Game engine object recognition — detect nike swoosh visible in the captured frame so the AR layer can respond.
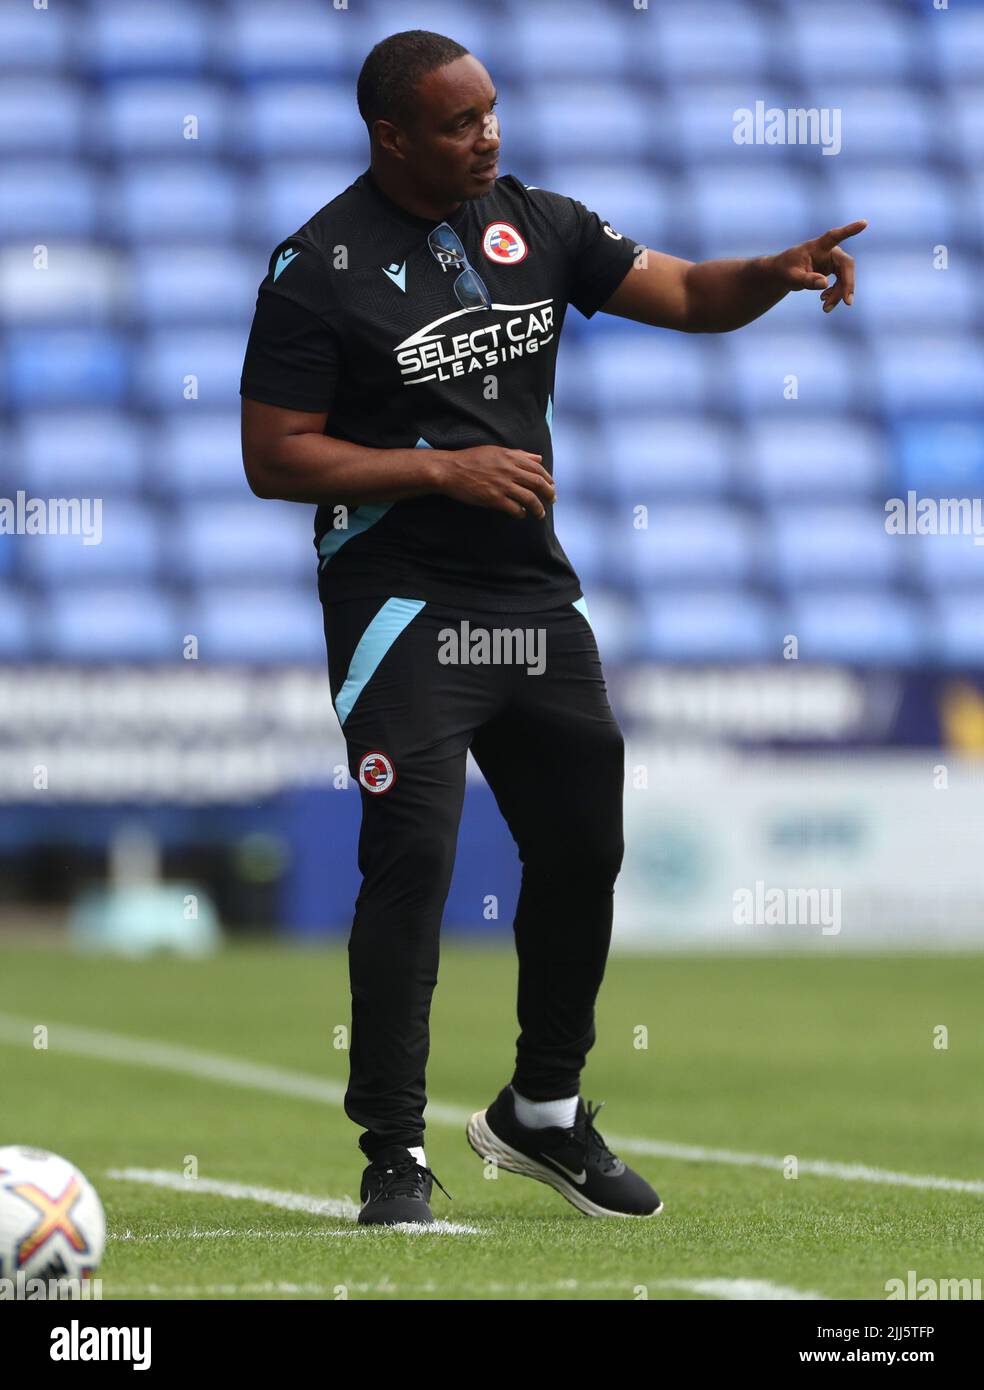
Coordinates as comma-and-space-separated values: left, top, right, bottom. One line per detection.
382, 261, 406, 292
539, 1153, 587, 1185
274, 248, 300, 281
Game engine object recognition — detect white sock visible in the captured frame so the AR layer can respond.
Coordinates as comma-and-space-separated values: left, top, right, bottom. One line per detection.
407, 1145, 427, 1168
511, 1086, 578, 1130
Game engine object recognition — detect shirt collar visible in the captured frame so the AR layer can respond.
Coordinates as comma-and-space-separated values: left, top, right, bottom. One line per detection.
361, 166, 470, 233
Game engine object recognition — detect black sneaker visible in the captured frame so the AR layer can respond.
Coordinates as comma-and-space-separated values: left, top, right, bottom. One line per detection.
357, 1144, 453, 1227
466, 1085, 663, 1218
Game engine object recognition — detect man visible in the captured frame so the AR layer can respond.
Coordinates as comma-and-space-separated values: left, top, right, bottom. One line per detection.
240, 29, 864, 1226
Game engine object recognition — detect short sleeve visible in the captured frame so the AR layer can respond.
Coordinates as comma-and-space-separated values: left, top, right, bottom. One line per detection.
523, 185, 645, 320
240, 236, 342, 413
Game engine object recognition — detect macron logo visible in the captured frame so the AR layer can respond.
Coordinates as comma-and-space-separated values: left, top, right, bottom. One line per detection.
274, 248, 300, 281
382, 261, 407, 292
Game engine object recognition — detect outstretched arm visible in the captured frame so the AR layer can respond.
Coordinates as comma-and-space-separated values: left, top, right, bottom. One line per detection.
600, 220, 868, 333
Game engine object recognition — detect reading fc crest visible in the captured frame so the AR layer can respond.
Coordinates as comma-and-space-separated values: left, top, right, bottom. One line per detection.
482, 221, 527, 264
358, 751, 396, 794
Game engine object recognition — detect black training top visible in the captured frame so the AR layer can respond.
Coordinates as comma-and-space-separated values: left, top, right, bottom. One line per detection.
240, 165, 642, 612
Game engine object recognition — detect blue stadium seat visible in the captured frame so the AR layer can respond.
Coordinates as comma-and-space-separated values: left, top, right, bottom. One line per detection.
506, 5, 631, 80
743, 417, 887, 500
637, 589, 780, 661
130, 246, 257, 325
784, 5, 916, 82
45, 586, 182, 661
243, 82, 366, 160
535, 167, 673, 249
156, 412, 249, 497
547, 414, 602, 500
931, 8, 984, 83
20, 501, 162, 587
950, 90, 984, 170
135, 329, 248, 410
97, 79, 230, 157
553, 502, 612, 585
0, 519, 16, 579
175, 500, 316, 584
723, 330, 867, 414
577, 332, 713, 411
0, 2, 73, 70
249, 160, 365, 246
850, 252, 979, 331
687, 165, 819, 256
802, 85, 936, 160
974, 170, 984, 246
183, 586, 326, 663
18, 410, 144, 495
0, 160, 98, 240
523, 86, 652, 163
932, 595, 984, 667
784, 591, 928, 666
915, 530, 984, 592
5, 330, 130, 408
667, 81, 803, 161
873, 335, 984, 413
569, 588, 636, 664
114, 161, 242, 242
768, 504, 903, 588
374, 5, 493, 71
0, 77, 84, 154
0, 587, 34, 660
619, 503, 761, 587
377, 5, 491, 70
79, 1, 212, 77
223, 1, 351, 80
826, 165, 966, 245
894, 420, 984, 496
648, 2, 771, 81
3, 245, 116, 327
600, 416, 732, 500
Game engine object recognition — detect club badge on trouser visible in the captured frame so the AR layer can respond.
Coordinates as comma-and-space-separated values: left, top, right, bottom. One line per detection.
358, 750, 396, 794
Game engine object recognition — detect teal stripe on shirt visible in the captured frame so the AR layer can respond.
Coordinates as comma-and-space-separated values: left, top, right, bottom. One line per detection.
318, 437, 434, 571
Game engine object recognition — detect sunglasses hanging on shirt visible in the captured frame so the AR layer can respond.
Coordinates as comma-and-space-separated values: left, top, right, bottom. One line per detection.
427, 222, 492, 312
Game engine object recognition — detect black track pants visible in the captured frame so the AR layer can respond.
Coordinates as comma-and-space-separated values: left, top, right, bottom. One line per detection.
321, 594, 625, 1162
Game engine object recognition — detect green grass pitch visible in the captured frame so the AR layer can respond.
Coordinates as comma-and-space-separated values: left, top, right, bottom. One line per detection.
1, 941, 982, 1301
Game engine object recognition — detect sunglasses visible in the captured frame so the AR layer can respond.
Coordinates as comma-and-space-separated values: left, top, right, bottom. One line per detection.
427, 222, 492, 312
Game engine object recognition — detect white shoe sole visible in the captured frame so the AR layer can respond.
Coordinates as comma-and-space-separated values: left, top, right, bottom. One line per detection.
466, 1108, 664, 1219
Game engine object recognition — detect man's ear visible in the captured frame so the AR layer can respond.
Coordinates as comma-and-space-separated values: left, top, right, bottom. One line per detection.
374, 120, 407, 162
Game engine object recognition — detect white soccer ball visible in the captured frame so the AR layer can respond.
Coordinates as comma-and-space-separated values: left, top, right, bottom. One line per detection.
0, 1146, 105, 1296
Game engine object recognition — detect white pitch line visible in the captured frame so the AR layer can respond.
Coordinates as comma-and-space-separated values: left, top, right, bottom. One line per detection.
113, 1281, 372, 1296
108, 1276, 824, 1299
106, 1167, 482, 1236
108, 1228, 365, 1241
2, 1011, 981, 1197
657, 1278, 827, 1301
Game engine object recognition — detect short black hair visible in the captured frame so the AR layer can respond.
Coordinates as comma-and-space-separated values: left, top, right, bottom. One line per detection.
357, 30, 471, 135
